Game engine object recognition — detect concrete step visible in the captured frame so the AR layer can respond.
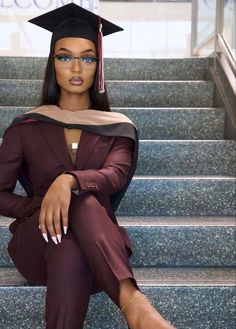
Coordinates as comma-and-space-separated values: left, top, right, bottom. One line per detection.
115, 107, 225, 139
0, 57, 210, 81
12, 177, 235, 217
0, 107, 225, 140
0, 267, 235, 329
136, 140, 236, 176
120, 177, 236, 216
0, 217, 235, 268
0, 80, 214, 107
0, 138, 234, 175
118, 177, 236, 216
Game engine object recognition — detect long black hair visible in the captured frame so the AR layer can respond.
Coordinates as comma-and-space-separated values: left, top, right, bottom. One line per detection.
40, 44, 111, 112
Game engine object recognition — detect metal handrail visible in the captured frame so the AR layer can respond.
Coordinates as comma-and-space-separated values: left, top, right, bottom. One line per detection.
216, 33, 236, 93
217, 33, 236, 74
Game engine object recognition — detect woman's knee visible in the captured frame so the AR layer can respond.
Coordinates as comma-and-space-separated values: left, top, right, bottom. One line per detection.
71, 192, 101, 213
69, 193, 108, 228
68, 192, 120, 247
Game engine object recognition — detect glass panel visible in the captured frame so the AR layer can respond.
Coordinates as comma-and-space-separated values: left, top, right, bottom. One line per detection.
223, 0, 236, 59
196, 0, 217, 45
0, 0, 192, 58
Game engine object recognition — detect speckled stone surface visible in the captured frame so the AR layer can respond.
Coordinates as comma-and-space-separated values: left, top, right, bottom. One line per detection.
1, 139, 234, 175
0, 107, 28, 137
0, 80, 214, 107
127, 224, 236, 267
10, 178, 236, 216
136, 140, 236, 176
0, 106, 225, 140
0, 267, 235, 328
114, 107, 225, 140
0, 56, 235, 329
10, 178, 236, 217
108, 81, 214, 108
0, 57, 209, 81
0, 217, 235, 268
117, 178, 236, 216
0, 285, 235, 329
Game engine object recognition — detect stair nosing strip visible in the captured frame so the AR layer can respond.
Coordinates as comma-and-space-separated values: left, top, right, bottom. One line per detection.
1, 220, 235, 228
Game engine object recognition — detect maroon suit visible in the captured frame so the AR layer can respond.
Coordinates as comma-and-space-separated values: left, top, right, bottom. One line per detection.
0, 120, 139, 329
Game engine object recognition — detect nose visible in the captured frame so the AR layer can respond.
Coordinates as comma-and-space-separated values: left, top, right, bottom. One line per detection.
71, 57, 82, 72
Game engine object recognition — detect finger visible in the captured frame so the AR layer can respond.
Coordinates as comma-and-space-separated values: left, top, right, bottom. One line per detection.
45, 209, 58, 245
53, 207, 62, 243
39, 208, 48, 243
61, 205, 69, 235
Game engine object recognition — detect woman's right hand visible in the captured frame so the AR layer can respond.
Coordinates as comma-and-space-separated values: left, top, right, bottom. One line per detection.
38, 174, 77, 244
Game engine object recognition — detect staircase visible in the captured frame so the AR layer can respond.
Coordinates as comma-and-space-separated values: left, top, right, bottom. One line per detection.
0, 57, 235, 329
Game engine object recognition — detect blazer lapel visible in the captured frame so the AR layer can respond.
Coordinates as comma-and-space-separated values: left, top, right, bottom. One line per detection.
38, 121, 100, 171
38, 121, 75, 170
75, 130, 100, 169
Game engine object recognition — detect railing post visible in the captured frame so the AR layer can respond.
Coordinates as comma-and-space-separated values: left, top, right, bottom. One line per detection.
215, 0, 224, 56
191, 0, 199, 56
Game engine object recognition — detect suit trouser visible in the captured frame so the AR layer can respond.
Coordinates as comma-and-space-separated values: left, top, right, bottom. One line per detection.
7, 192, 139, 329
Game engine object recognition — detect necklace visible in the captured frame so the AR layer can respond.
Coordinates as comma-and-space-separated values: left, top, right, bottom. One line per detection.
64, 128, 81, 164
70, 142, 79, 150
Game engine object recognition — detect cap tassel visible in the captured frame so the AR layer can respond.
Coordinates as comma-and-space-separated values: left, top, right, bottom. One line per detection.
98, 16, 105, 94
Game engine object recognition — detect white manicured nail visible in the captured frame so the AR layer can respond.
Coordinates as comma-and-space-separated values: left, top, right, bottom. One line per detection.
63, 226, 68, 235
56, 234, 61, 243
52, 236, 58, 245
38, 225, 41, 229
42, 233, 48, 242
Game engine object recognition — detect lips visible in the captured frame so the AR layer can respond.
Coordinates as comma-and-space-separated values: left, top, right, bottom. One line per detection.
69, 77, 83, 86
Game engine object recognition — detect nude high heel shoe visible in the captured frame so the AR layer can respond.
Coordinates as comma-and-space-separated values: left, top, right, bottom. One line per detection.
121, 292, 177, 329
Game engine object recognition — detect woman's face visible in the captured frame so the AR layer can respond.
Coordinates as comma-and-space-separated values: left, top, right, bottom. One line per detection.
54, 37, 97, 97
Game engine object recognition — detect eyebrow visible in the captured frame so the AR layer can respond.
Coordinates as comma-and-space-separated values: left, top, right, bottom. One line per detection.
56, 47, 96, 55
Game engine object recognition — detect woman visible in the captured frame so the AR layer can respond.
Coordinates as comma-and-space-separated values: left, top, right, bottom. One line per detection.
0, 3, 176, 329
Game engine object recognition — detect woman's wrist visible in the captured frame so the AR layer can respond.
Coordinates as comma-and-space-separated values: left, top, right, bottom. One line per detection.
60, 173, 78, 190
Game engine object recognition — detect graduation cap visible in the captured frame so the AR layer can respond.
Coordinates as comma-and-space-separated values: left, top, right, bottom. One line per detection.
28, 3, 123, 93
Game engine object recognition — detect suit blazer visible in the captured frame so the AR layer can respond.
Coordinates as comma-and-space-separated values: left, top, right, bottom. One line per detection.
0, 120, 135, 255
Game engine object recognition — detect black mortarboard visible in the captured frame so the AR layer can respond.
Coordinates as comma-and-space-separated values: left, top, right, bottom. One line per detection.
28, 3, 123, 93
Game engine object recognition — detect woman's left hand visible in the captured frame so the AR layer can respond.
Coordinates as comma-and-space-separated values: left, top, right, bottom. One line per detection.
38, 174, 77, 244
